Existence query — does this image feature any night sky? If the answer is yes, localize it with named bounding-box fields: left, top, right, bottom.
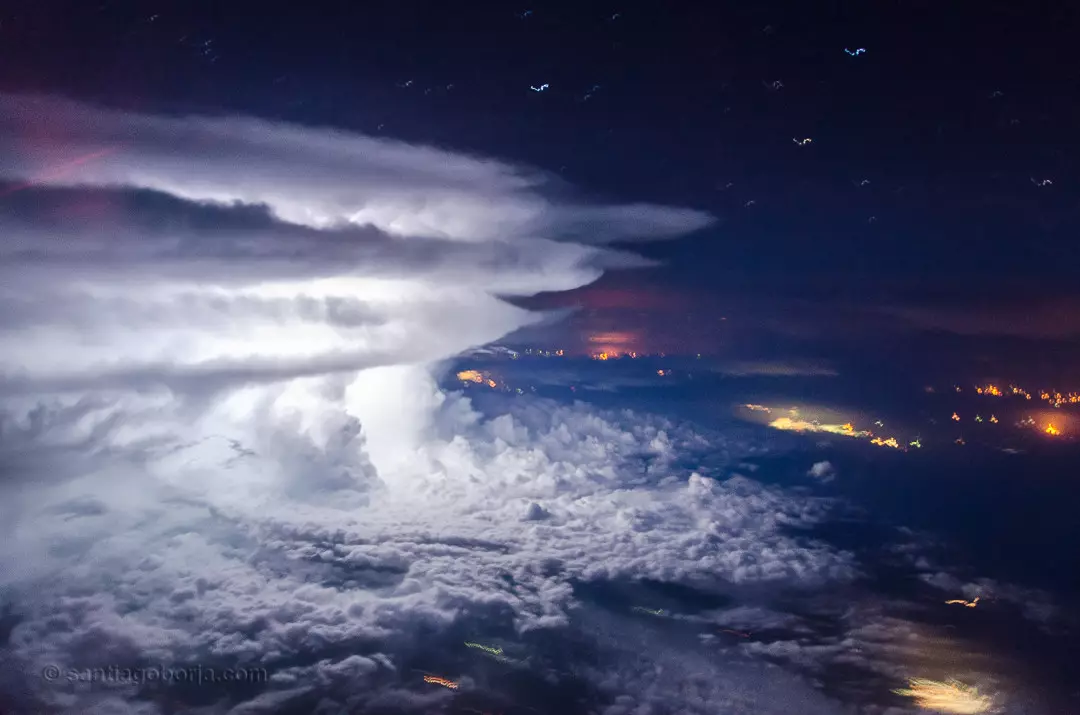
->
left=4, top=0, right=1079, bottom=376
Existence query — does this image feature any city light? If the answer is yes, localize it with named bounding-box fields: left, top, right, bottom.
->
left=892, top=678, right=993, bottom=714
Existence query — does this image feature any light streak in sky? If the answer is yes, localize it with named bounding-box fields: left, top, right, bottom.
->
left=465, top=642, right=504, bottom=656
left=945, top=596, right=979, bottom=608
left=529, top=83, right=550, bottom=92
left=910, top=437, right=922, bottom=448
left=892, top=678, right=994, bottom=714
left=745, top=404, right=771, bottom=412
left=1030, top=177, right=1052, bottom=186
left=632, top=606, right=665, bottom=616
left=424, top=675, right=460, bottom=690
left=0, top=146, right=120, bottom=197
left=844, top=48, right=866, bottom=56
left=720, top=629, right=751, bottom=638
left=793, top=137, right=813, bottom=146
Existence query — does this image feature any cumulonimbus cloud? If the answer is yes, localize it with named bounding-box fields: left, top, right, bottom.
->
left=0, top=95, right=874, bottom=715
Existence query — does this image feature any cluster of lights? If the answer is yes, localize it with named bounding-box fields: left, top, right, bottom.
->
left=464, top=642, right=503, bottom=656
left=423, top=675, right=459, bottom=690
left=590, top=350, right=661, bottom=360
left=967, top=383, right=1080, bottom=408
left=870, top=436, right=900, bottom=449
left=892, top=678, right=993, bottom=714
left=455, top=370, right=530, bottom=396
left=520, top=348, right=564, bottom=358
left=766, top=414, right=911, bottom=450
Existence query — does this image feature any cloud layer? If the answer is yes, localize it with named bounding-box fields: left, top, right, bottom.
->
left=0, top=95, right=866, bottom=713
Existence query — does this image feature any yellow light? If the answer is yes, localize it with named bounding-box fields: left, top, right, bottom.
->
left=1045, top=424, right=1060, bottom=436
left=870, top=436, right=900, bottom=449
left=952, top=412, right=960, bottom=421
left=768, top=417, right=863, bottom=437
left=464, top=642, right=503, bottom=656
left=487, top=379, right=497, bottom=388
left=457, top=370, right=484, bottom=383
left=945, top=596, right=979, bottom=608
left=423, top=675, right=459, bottom=690
left=892, top=678, right=993, bottom=714
left=989, top=415, right=998, bottom=423
left=744, top=404, right=771, bottom=412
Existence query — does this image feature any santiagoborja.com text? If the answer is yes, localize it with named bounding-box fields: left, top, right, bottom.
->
left=41, top=664, right=268, bottom=686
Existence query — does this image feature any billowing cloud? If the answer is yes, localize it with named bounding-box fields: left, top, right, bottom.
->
left=0, top=95, right=867, bottom=713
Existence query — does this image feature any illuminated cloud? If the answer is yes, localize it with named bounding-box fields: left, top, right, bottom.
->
left=0, top=94, right=713, bottom=243
left=893, top=678, right=995, bottom=714
left=807, top=461, right=836, bottom=483
left=714, top=361, right=838, bottom=378
left=0, top=96, right=866, bottom=714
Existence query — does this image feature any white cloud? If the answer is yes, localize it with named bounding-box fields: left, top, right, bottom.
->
left=808, top=461, right=836, bottom=483
left=0, top=94, right=861, bottom=714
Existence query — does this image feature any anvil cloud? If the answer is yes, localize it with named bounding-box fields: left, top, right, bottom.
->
left=0, top=96, right=868, bottom=714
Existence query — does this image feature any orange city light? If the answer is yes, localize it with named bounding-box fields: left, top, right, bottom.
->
left=423, top=675, right=459, bottom=690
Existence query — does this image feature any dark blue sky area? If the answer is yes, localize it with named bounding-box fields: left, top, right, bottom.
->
left=3, top=0, right=1078, bottom=368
